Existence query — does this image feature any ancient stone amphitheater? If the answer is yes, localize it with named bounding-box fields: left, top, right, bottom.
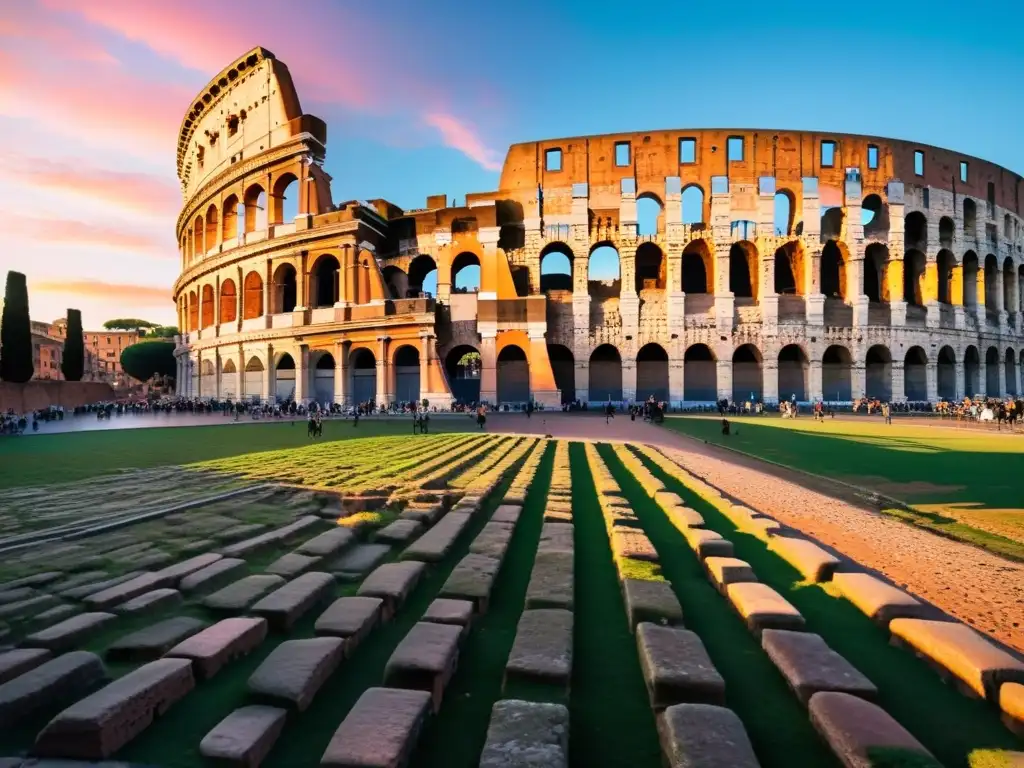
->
left=173, top=47, right=1024, bottom=407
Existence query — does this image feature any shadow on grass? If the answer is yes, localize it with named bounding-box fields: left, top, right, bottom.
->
left=628, top=445, right=1024, bottom=767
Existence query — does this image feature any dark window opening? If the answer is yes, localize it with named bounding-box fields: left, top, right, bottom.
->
left=821, top=141, right=836, bottom=168
left=680, top=138, right=696, bottom=164
left=923, top=188, right=930, bottom=209
left=545, top=148, right=562, bottom=172
left=987, top=182, right=996, bottom=216
left=614, top=142, right=630, bottom=167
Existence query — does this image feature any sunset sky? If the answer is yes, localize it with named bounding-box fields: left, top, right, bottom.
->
left=2, top=0, right=1022, bottom=330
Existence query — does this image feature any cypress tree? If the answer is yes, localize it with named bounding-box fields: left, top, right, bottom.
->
left=0, top=271, right=33, bottom=383
left=62, top=308, right=85, bottom=381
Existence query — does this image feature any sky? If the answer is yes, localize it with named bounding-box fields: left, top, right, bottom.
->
left=2, top=0, right=1022, bottom=330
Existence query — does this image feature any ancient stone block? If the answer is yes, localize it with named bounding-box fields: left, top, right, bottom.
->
left=264, top=553, right=321, bottom=578
left=297, top=527, right=356, bottom=557
left=611, top=529, right=659, bottom=562
left=683, top=528, right=734, bottom=560
left=60, top=571, right=145, bottom=600
left=769, top=537, right=841, bottom=583
left=204, top=575, right=286, bottom=612
left=637, top=623, right=725, bottom=709
left=114, top=588, right=183, bottom=616
left=357, top=562, right=426, bottom=620
left=469, top=522, right=515, bottom=561
left=525, top=551, right=574, bottom=611
left=23, top=612, right=117, bottom=653
left=762, top=629, right=877, bottom=705
left=326, top=543, right=391, bottom=581
left=725, top=582, right=805, bottom=636
left=179, top=558, right=247, bottom=594
left=1000, top=682, right=1024, bottom=737
left=622, top=579, right=683, bottom=631
left=478, top=699, right=569, bottom=768
left=664, top=505, right=705, bottom=529
left=440, top=553, right=501, bottom=612
left=106, top=616, right=208, bottom=662
left=657, top=703, right=760, bottom=767
left=0, top=651, right=107, bottom=727
left=153, top=552, right=224, bottom=585
left=165, top=617, right=268, bottom=681
left=384, top=621, right=462, bottom=712
left=491, top=504, right=523, bottom=525
left=320, top=687, right=431, bottom=768
left=247, top=637, right=344, bottom=711
left=314, top=596, right=383, bottom=655
left=82, top=573, right=169, bottom=610
left=0, top=648, right=52, bottom=684
left=423, top=598, right=474, bottom=628
left=0, top=594, right=59, bottom=621
left=704, top=557, right=758, bottom=593
left=30, top=603, right=82, bottom=627
left=537, top=522, right=574, bottom=555
left=250, top=572, right=335, bottom=631
left=375, top=519, right=424, bottom=546
left=200, top=704, right=287, bottom=768
left=220, top=516, right=321, bottom=558
left=505, top=609, right=573, bottom=690
left=832, top=572, right=933, bottom=627
left=401, top=512, right=472, bottom=563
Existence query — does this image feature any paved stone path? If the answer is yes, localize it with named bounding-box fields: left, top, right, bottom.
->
left=490, top=412, right=1024, bottom=655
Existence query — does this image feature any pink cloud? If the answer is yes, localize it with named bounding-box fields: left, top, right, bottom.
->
left=0, top=6, right=118, bottom=65
left=7, top=215, right=174, bottom=257
left=0, top=153, right=180, bottom=218
left=423, top=113, right=503, bottom=172
left=32, top=279, right=171, bottom=306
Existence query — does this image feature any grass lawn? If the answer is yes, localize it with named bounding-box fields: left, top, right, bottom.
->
left=662, top=416, right=1024, bottom=559
left=0, top=418, right=472, bottom=490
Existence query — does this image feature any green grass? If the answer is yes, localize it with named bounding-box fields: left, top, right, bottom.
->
left=626, top=444, right=1024, bottom=767
left=662, top=415, right=1024, bottom=558
left=567, top=442, right=663, bottom=768
left=0, top=419, right=472, bottom=490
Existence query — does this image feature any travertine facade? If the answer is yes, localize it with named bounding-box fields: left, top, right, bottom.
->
left=173, top=48, right=1024, bottom=406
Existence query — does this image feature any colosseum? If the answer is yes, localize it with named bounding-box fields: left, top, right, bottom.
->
left=173, top=48, right=1024, bottom=408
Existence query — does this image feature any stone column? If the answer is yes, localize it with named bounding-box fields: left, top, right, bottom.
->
left=334, top=340, right=350, bottom=406
left=802, top=178, right=824, bottom=326
left=716, top=359, right=732, bottom=402
left=995, top=267, right=1008, bottom=331
left=954, top=362, right=965, bottom=400
left=619, top=242, right=639, bottom=340
left=376, top=337, right=390, bottom=405
left=295, top=344, right=309, bottom=404
left=479, top=333, right=497, bottom=404
left=711, top=178, right=734, bottom=334
left=924, top=261, right=940, bottom=329
left=891, top=360, right=906, bottom=403
left=809, top=359, right=823, bottom=402
left=668, top=351, right=684, bottom=406
left=977, top=359, right=987, bottom=398
left=621, top=356, right=637, bottom=404
left=763, top=360, right=779, bottom=404
left=574, top=358, right=589, bottom=403
left=950, top=263, right=965, bottom=330
left=844, top=173, right=869, bottom=328
left=235, top=349, right=243, bottom=401
left=926, top=361, right=938, bottom=403
left=419, top=333, right=433, bottom=402
left=851, top=362, right=866, bottom=401
left=263, top=346, right=276, bottom=403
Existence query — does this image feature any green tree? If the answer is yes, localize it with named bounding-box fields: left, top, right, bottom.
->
left=103, top=318, right=156, bottom=331
left=146, top=325, right=179, bottom=338
left=61, top=308, right=85, bottom=381
left=0, top=271, right=33, bottom=383
left=120, top=340, right=176, bottom=382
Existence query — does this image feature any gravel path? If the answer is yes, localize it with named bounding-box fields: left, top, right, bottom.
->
left=491, top=412, right=1024, bottom=654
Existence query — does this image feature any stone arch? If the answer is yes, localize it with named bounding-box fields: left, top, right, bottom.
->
left=192, top=216, right=204, bottom=259
left=311, top=254, right=340, bottom=308
left=778, top=344, right=808, bottom=402
left=774, top=190, right=794, bottom=236
left=1003, top=257, right=1016, bottom=313
left=937, top=250, right=955, bottom=304
left=903, top=249, right=926, bottom=306
left=904, top=211, right=927, bottom=251
left=409, top=255, right=438, bottom=297
left=636, top=344, right=669, bottom=402
left=864, top=243, right=888, bottom=302
left=862, top=194, right=888, bottom=238
left=937, top=346, right=956, bottom=400
left=729, top=241, right=758, bottom=300
left=547, top=344, right=575, bottom=404
left=392, top=345, right=420, bottom=403
left=588, top=243, right=620, bottom=298
left=242, top=273, right=264, bottom=320
left=820, top=207, right=844, bottom=242
left=350, top=347, right=377, bottom=404
left=774, top=242, right=804, bottom=295
left=1005, top=348, right=1018, bottom=396
left=243, top=355, right=264, bottom=400
left=963, top=251, right=979, bottom=308
left=275, top=352, right=296, bottom=402
left=272, top=263, right=298, bottom=314
left=201, top=284, right=215, bottom=328
left=938, top=216, right=954, bottom=248
left=820, top=240, right=847, bottom=299
left=964, top=345, right=980, bottom=396
left=985, top=346, right=1000, bottom=395
left=445, top=345, right=481, bottom=404
left=904, top=347, right=928, bottom=401
left=204, top=205, right=218, bottom=250
left=963, top=198, right=977, bottom=233
left=452, top=252, right=481, bottom=293
left=822, top=345, right=852, bottom=402
left=540, top=242, right=574, bottom=293
left=222, top=194, right=240, bottom=241
left=984, top=255, right=999, bottom=310
left=312, top=351, right=336, bottom=404
left=497, top=344, right=530, bottom=404
left=865, top=345, right=892, bottom=401
left=589, top=345, right=622, bottom=402
left=244, top=184, right=266, bottom=232
left=732, top=344, right=763, bottom=403
left=220, top=357, right=238, bottom=400
left=637, top=193, right=663, bottom=237
left=681, top=184, right=705, bottom=226
left=271, top=172, right=299, bottom=225
left=382, top=266, right=408, bottom=299
left=682, top=239, right=713, bottom=294
left=683, top=344, right=716, bottom=402
left=219, top=278, right=237, bottom=324
left=188, top=290, right=199, bottom=330
left=635, top=242, right=666, bottom=292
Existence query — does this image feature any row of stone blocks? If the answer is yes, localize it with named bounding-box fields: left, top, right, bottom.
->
left=639, top=443, right=1024, bottom=763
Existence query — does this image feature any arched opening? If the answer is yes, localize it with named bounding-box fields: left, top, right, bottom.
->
left=635, top=242, right=666, bottom=292
left=222, top=194, right=240, bottom=241
left=540, top=243, right=574, bottom=293
left=445, top=345, right=481, bottom=404
left=244, top=185, right=267, bottom=233
left=822, top=345, right=852, bottom=402
left=589, top=345, right=622, bottom=402
left=985, top=346, right=1000, bottom=396
left=778, top=345, right=808, bottom=402
left=201, top=285, right=215, bottom=328
left=219, top=358, right=238, bottom=399
left=393, top=346, right=420, bottom=403
left=820, top=207, right=844, bottom=242
left=313, top=352, right=336, bottom=404
left=408, top=255, right=438, bottom=297
left=242, top=272, right=263, bottom=320
left=728, top=241, right=757, bottom=300
left=820, top=240, right=847, bottom=299
left=452, top=252, right=481, bottom=293
left=682, top=239, right=712, bottom=293
left=937, top=250, right=955, bottom=304
left=636, top=344, right=669, bottom=402
left=350, top=348, right=377, bottom=404
left=382, top=266, right=408, bottom=299
left=199, top=359, right=215, bottom=397
left=312, top=255, right=340, bottom=308
left=187, top=290, right=198, bottom=331
left=497, top=345, right=530, bottom=404
left=219, top=279, right=237, bottom=324
left=984, top=255, right=998, bottom=311
left=903, top=347, right=927, bottom=401
left=774, top=242, right=803, bottom=295
left=192, top=217, right=204, bottom=259
left=865, top=345, right=892, bottom=401
left=272, top=264, right=298, bottom=314
left=243, top=356, right=264, bottom=400
left=963, top=198, right=977, bottom=233
left=963, top=252, right=979, bottom=308
left=903, top=249, right=926, bottom=306
left=964, top=346, right=980, bottom=396
left=1003, top=257, right=1016, bottom=313
left=1005, top=349, right=1017, bottom=396
left=864, top=243, right=888, bottom=302
left=937, top=347, right=956, bottom=400
left=637, top=194, right=663, bottom=237
left=732, top=345, right=763, bottom=403
left=938, top=216, right=954, bottom=248
left=275, top=353, right=296, bottom=402
left=683, top=344, right=716, bottom=402
left=681, top=185, right=704, bottom=226
left=904, top=211, right=927, bottom=251
left=272, top=173, right=299, bottom=225
left=204, top=205, right=218, bottom=251
left=547, top=344, right=575, bottom=404
left=588, top=244, right=620, bottom=298
left=774, top=191, right=793, bottom=236
left=862, top=194, right=888, bottom=238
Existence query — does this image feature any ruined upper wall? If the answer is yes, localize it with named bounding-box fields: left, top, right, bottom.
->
left=498, top=129, right=1023, bottom=213
left=176, top=47, right=306, bottom=202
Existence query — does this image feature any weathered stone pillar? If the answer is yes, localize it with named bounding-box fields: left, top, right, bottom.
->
left=926, top=361, right=938, bottom=403
left=924, top=261, right=940, bottom=329
left=479, top=333, right=497, bottom=404
left=851, top=362, right=866, bottom=401
left=716, top=359, right=732, bottom=403
left=809, top=359, right=823, bottom=402
left=621, top=357, right=637, bottom=404
left=295, top=343, right=309, bottom=404
left=574, top=359, right=589, bottom=403
left=376, top=337, right=390, bottom=404
left=263, top=345, right=275, bottom=403
left=891, top=361, right=906, bottom=403
left=954, top=362, right=965, bottom=400
left=762, top=360, right=779, bottom=404
left=335, top=340, right=350, bottom=405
